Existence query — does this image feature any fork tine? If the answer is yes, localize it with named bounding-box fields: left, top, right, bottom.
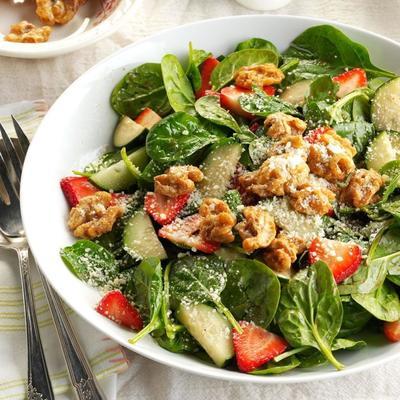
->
left=0, top=151, right=18, bottom=205
left=0, top=122, right=22, bottom=181
left=12, top=116, right=30, bottom=160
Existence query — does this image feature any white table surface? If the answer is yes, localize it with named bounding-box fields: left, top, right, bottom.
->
left=2, top=0, right=400, bottom=399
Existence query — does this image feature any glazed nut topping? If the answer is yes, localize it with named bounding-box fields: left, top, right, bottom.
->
left=289, top=183, right=336, bottom=216
left=267, top=135, right=308, bottom=158
left=307, top=130, right=356, bottom=182
left=235, top=206, right=276, bottom=253
left=154, top=165, right=204, bottom=198
left=199, top=198, right=237, bottom=243
left=4, top=21, right=52, bottom=43
left=339, top=168, right=384, bottom=208
left=262, top=233, right=300, bottom=274
left=264, top=112, right=307, bottom=139
left=36, top=0, right=85, bottom=25
left=239, top=153, right=310, bottom=198
left=68, top=192, right=125, bottom=239
left=234, top=63, right=285, bottom=89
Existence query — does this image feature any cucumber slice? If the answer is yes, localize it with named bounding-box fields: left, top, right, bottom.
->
left=113, top=116, right=146, bottom=148
left=90, top=147, right=149, bottom=191
left=365, top=131, right=400, bottom=171
left=177, top=303, right=234, bottom=367
left=123, top=210, right=167, bottom=261
left=198, top=143, right=242, bottom=198
left=371, top=77, right=400, bottom=131
left=280, top=79, right=311, bottom=106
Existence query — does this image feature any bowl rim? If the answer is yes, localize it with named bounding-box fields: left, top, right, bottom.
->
left=0, top=0, right=139, bottom=59
left=20, top=13, right=400, bottom=384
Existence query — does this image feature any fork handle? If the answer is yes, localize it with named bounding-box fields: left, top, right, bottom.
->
left=17, top=247, right=54, bottom=400
left=39, top=270, right=106, bottom=400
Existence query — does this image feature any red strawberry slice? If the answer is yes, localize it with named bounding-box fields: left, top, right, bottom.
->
left=233, top=321, right=288, bottom=372
left=96, top=290, right=143, bottom=330
left=304, top=126, right=333, bottom=143
left=60, top=176, right=99, bottom=207
left=204, top=90, right=220, bottom=98
left=144, top=192, right=190, bottom=225
left=384, top=320, right=400, bottom=342
left=195, top=57, right=220, bottom=98
left=220, top=85, right=275, bottom=119
left=308, top=237, right=362, bottom=283
left=135, top=108, right=161, bottom=130
left=333, top=68, right=367, bottom=98
left=158, top=214, right=220, bottom=254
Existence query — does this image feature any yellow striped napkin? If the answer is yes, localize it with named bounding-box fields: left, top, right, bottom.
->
left=0, top=101, right=129, bottom=400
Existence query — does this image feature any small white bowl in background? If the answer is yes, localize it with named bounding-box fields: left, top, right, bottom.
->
left=235, top=0, right=292, bottom=11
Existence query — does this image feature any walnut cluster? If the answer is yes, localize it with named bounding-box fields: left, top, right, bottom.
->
left=234, top=64, right=284, bottom=89
left=154, top=166, right=203, bottom=198
left=4, top=21, right=51, bottom=43
left=264, top=113, right=307, bottom=139
left=36, top=0, right=86, bottom=25
left=235, top=206, right=276, bottom=253
left=307, top=129, right=356, bottom=182
left=340, top=168, right=384, bottom=208
left=199, top=198, right=236, bottom=243
left=68, top=192, right=125, bottom=239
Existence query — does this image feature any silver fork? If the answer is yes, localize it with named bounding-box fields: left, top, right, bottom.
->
left=0, top=118, right=106, bottom=400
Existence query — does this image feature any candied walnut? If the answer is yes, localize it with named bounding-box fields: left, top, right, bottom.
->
left=36, top=0, right=86, bottom=25
left=4, top=21, right=51, bottom=43
left=154, top=166, right=204, bottom=198
left=339, top=168, right=384, bottom=208
left=234, top=63, right=284, bottom=89
left=235, top=206, right=276, bottom=253
left=267, top=135, right=308, bottom=158
left=289, top=183, right=336, bottom=216
left=262, top=233, right=302, bottom=274
left=199, top=198, right=236, bottom=243
left=307, top=129, right=356, bottom=182
left=239, top=153, right=310, bottom=197
left=68, top=192, right=125, bottom=239
left=264, top=112, right=307, bottom=139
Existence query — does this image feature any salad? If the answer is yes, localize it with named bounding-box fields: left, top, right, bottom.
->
left=60, top=24, right=400, bottom=375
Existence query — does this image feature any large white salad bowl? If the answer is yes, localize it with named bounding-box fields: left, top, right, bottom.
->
left=20, top=15, right=400, bottom=383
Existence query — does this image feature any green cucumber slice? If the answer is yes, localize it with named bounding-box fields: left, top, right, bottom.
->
left=123, top=210, right=167, bottom=261
left=198, top=143, right=242, bottom=198
left=90, top=147, right=149, bottom=191
left=280, top=79, right=311, bottom=106
left=365, top=131, right=400, bottom=171
left=177, top=303, right=234, bottom=367
left=113, top=116, right=146, bottom=147
left=371, top=77, right=400, bottom=131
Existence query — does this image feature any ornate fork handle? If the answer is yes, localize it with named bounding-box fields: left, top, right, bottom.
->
left=17, top=247, right=54, bottom=400
left=39, top=270, right=106, bottom=400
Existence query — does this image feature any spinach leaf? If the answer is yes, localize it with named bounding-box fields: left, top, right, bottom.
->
left=248, top=136, right=273, bottom=167
left=169, top=255, right=242, bottom=332
left=388, top=275, right=400, bottom=287
left=303, top=100, right=330, bottom=128
left=381, top=199, right=400, bottom=220
left=250, top=356, right=300, bottom=375
left=221, top=259, right=280, bottom=328
left=161, top=54, right=196, bottom=114
left=195, top=95, right=241, bottom=132
left=156, top=329, right=200, bottom=353
left=211, top=49, right=279, bottom=90
left=239, top=87, right=301, bottom=117
left=307, top=75, right=338, bottom=102
left=352, top=281, right=400, bottom=321
left=339, top=296, right=372, bottom=337
left=284, top=25, right=396, bottom=78
left=186, top=43, right=211, bottom=92
left=60, top=240, right=120, bottom=290
left=111, top=63, right=172, bottom=118
left=235, top=38, right=279, bottom=54
left=129, top=257, right=163, bottom=344
left=222, top=190, right=243, bottom=216
left=79, top=151, right=121, bottom=176
left=140, top=160, right=168, bottom=183
left=278, top=261, right=344, bottom=370
left=146, top=112, right=217, bottom=163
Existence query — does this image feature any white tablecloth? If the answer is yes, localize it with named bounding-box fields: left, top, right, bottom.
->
left=1, top=1, right=400, bottom=399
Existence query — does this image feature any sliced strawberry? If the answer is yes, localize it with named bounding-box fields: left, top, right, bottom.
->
left=158, top=214, right=220, bottom=254
left=60, top=176, right=99, bottom=207
left=195, top=57, right=220, bottom=98
left=135, top=108, right=161, bottom=130
left=204, top=89, right=221, bottom=98
left=144, top=192, right=190, bottom=225
left=263, top=85, right=276, bottom=96
left=249, top=121, right=261, bottom=133
left=308, top=237, right=362, bottom=283
left=233, top=321, right=288, bottom=373
left=304, top=126, right=333, bottom=143
left=384, top=320, right=400, bottom=342
left=333, top=68, right=367, bottom=98
left=96, top=290, right=143, bottom=330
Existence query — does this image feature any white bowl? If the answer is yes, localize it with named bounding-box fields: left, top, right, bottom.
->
left=0, top=0, right=138, bottom=59
left=21, top=15, right=400, bottom=383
